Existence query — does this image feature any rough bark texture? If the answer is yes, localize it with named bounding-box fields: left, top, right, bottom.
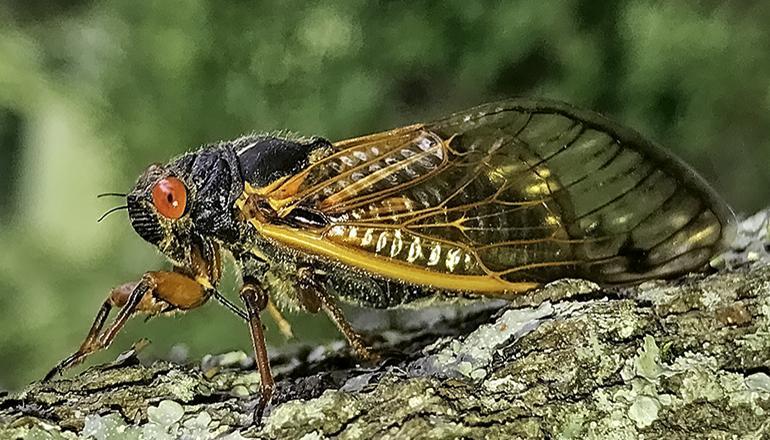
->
left=1, top=210, right=769, bottom=440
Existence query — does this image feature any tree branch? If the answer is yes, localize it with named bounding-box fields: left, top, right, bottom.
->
left=2, top=211, right=769, bottom=439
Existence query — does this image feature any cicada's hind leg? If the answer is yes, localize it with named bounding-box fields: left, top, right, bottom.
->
left=44, top=271, right=210, bottom=381
left=238, top=278, right=274, bottom=424
left=296, top=267, right=378, bottom=362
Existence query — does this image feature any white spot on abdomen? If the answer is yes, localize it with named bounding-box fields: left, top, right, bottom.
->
left=427, top=245, right=442, bottom=266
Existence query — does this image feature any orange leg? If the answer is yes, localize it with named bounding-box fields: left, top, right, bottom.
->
left=296, top=268, right=378, bottom=362
left=44, top=271, right=209, bottom=381
left=239, top=280, right=273, bottom=424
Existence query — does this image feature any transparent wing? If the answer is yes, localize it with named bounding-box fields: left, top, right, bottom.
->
left=259, top=98, right=735, bottom=288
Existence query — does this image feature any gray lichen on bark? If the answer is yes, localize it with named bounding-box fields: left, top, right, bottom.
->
left=1, top=210, right=769, bottom=439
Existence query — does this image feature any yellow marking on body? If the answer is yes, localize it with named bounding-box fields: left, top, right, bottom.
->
left=247, top=220, right=537, bottom=293
left=242, top=182, right=257, bottom=196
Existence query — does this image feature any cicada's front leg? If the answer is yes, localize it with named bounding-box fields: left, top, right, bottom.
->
left=44, top=271, right=210, bottom=381
left=295, top=267, right=378, bottom=362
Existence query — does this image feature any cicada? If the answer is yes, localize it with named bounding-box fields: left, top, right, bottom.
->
left=45, top=98, right=735, bottom=420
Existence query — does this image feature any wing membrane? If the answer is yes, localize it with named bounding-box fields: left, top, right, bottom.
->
left=256, top=99, right=735, bottom=290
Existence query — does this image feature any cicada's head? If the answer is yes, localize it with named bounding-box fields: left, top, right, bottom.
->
left=126, top=147, right=245, bottom=271
left=127, top=162, right=196, bottom=266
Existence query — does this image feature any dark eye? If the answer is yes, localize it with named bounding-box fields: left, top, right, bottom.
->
left=151, top=177, right=187, bottom=219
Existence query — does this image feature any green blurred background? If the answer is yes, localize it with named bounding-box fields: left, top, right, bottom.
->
left=0, top=1, right=768, bottom=390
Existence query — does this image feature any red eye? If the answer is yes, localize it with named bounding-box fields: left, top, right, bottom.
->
left=152, top=176, right=187, bottom=219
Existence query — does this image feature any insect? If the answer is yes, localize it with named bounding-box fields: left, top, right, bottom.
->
left=45, top=98, right=735, bottom=421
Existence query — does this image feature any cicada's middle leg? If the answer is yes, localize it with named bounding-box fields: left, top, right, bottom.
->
left=238, top=278, right=274, bottom=424
left=44, top=271, right=210, bottom=381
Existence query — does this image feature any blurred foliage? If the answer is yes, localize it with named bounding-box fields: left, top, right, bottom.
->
left=0, top=1, right=768, bottom=390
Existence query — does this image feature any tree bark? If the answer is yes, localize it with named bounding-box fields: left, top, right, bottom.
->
left=2, top=211, right=769, bottom=440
